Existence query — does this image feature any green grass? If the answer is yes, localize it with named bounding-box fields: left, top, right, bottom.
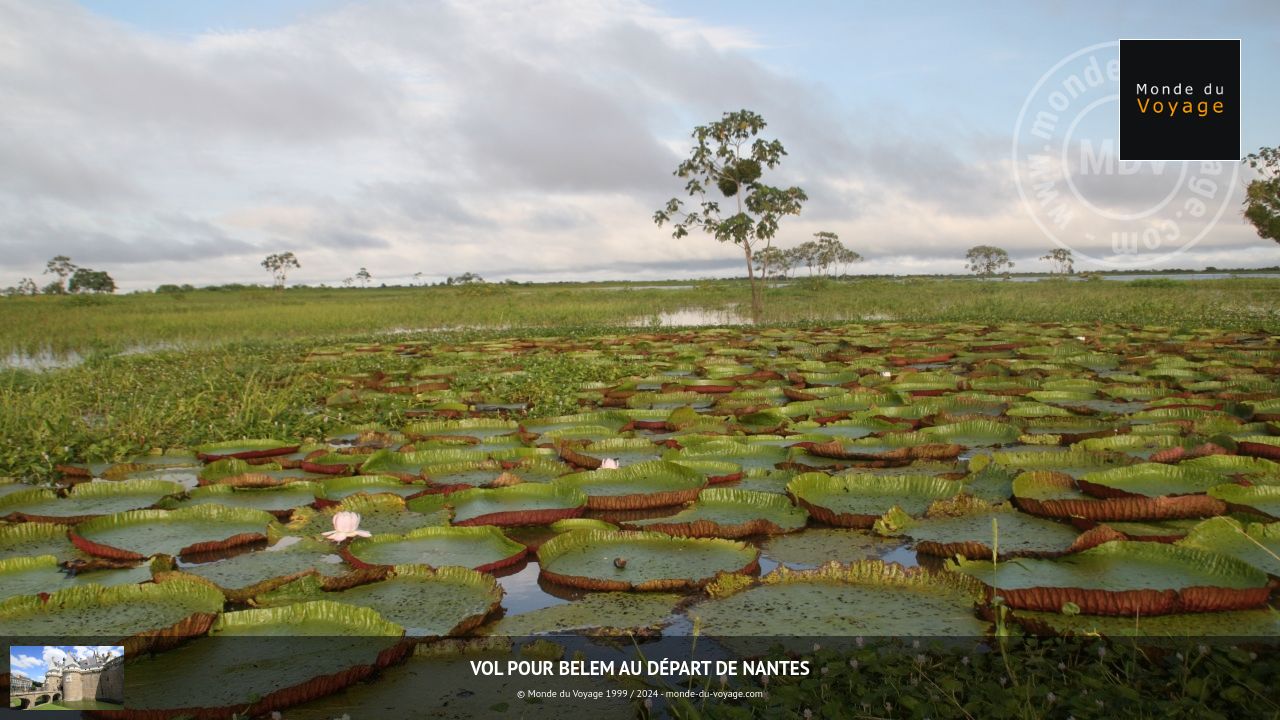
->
left=2, top=278, right=1278, bottom=481
left=2, top=277, right=1278, bottom=358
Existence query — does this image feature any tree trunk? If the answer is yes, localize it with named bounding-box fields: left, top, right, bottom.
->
left=743, top=244, right=762, bottom=323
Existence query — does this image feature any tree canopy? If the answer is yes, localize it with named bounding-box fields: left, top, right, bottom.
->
left=261, top=252, right=301, bottom=290
left=965, top=245, right=1014, bottom=277
left=654, top=109, right=807, bottom=321
left=1243, top=147, right=1280, bottom=244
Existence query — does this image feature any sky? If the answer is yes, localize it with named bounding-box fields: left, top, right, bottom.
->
left=9, top=645, right=123, bottom=684
left=1, top=0, right=1278, bottom=291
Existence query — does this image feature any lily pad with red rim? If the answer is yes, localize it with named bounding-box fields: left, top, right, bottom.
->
left=343, top=526, right=526, bottom=573
left=786, top=472, right=962, bottom=528
left=408, top=483, right=587, bottom=527
left=117, top=600, right=405, bottom=716
left=949, top=540, right=1272, bottom=615
left=253, top=564, right=501, bottom=637
left=619, top=488, right=808, bottom=538
left=194, top=439, right=301, bottom=462
left=552, top=460, right=707, bottom=510
left=0, top=479, right=184, bottom=523
left=536, top=529, right=759, bottom=591
left=71, top=505, right=280, bottom=561
left=0, top=575, right=224, bottom=650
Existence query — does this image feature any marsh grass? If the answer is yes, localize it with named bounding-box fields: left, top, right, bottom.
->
left=1, top=278, right=1277, bottom=358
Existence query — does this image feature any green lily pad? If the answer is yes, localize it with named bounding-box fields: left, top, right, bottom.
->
left=0, top=554, right=152, bottom=602
left=72, top=505, right=279, bottom=560
left=292, top=494, right=450, bottom=537
left=488, top=592, right=683, bottom=636
left=883, top=503, right=1083, bottom=559
left=1209, top=484, right=1280, bottom=519
left=688, top=561, right=987, bottom=638
left=0, top=575, right=224, bottom=639
left=345, top=526, right=526, bottom=573
left=408, top=483, right=587, bottom=526
left=918, top=420, right=1020, bottom=446
left=786, top=472, right=962, bottom=528
left=1079, top=463, right=1223, bottom=497
left=950, top=540, right=1271, bottom=615
left=0, top=522, right=76, bottom=562
left=194, top=439, right=301, bottom=461
left=120, top=601, right=403, bottom=713
left=256, top=565, right=501, bottom=637
left=322, top=475, right=429, bottom=500
left=553, top=460, right=707, bottom=510
left=172, top=537, right=349, bottom=600
left=1014, top=605, right=1280, bottom=638
left=620, top=488, right=808, bottom=537
left=0, top=480, right=184, bottom=521
left=1177, top=517, right=1280, bottom=576
left=761, top=528, right=901, bottom=569
left=537, top=529, right=758, bottom=591
left=175, top=481, right=324, bottom=514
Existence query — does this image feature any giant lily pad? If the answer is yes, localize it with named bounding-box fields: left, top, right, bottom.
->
left=0, top=554, right=151, bottom=602
left=488, top=592, right=683, bottom=636
left=163, top=536, right=349, bottom=601
left=949, top=540, right=1272, bottom=615
left=537, top=530, right=759, bottom=591
left=880, top=501, right=1088, bottom=559
left=553, top=460, right=707, bottom=510
left=119, top=601, right=404, bottom=715
left=322, top=474, right=429, bottom=500
left=917, top=420, right=1020, bottom=446
left=71, top=505, right=279, bottom=561
left=0, top=479, right=184, bottom=523
left=1209, top=483, right=1280, bottom=519
left=786, top=472, right=962, bottom=528
left=173, top=481, right=324, bottom=516
left=0, top=522, right=75, bottom=562
left=291, top=494, right=450, bottom=537
left=1078, top=463, right=1223, bottom=498
left=1013, top=470, right=1226, bottom=521
left=761, top=529, right=901, bottom=569
left=620, top=488, right=808, bottom=538
left=1013, top=606, right=1280, bottom=638
left=255, top=565, right=501, bottom=637
left=359, top=449, right=488, bottom=480
left=195, top=439, right=301, bottom=461
left=408, top=483, right=587, bottom=526
left=0, top=576, right=224, bottom=649
left=1177, top=517, right=1280, bottom=576
left=688, top=561, right=987, bottom=638
left=344, top=526, right=526, bottom=573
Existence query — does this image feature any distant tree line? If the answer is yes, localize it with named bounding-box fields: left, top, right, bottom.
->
left=2, top=255, right=116, bottom=297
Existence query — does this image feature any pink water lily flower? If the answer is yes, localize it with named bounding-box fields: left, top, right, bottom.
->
left=601, top=458, right=620, bottom=469
left=322, top=511, right=372, bottom=542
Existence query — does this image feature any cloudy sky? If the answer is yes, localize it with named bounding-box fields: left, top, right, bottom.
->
left=2, top=0, right=1278, bottom=291
left=9, top=645, right=122, bottom=683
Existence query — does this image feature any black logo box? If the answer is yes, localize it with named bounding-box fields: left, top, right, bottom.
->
left=1119, top=39, right=1240, bottom=162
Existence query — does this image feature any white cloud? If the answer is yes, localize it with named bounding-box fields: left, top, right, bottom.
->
left=9, top=653, right=43, bottom=670
left=0, top=0, right=1272, bottom=292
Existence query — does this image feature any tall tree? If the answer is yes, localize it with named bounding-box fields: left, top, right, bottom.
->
left=68, top=268, right=116, bottom=294
left=965, top=245, right=1014, bottom=277
left=43, top=255, right=77, bottom=294
left=752, top=246, right=787, bottom=279
left=355, top=267, right=372, bottom=288
left=654, top=110, right=807, bottom=322
left=261, top=252, right=300, bottom=290
left=1243, top=147, right=1280, bottom=244
left=1040, top=248, right=1074, bottom=274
